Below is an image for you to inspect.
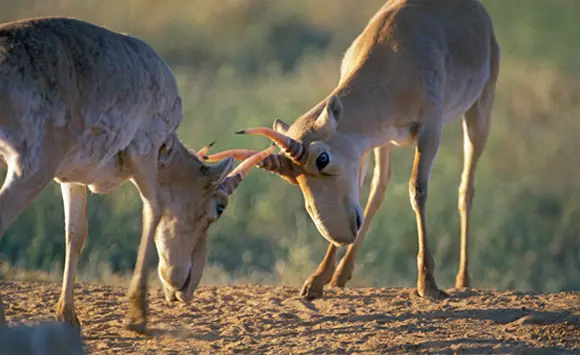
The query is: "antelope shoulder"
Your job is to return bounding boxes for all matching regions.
[0,17,181,188]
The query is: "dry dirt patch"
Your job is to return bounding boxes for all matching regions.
[1,281,579,354]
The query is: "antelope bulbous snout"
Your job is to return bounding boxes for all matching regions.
[158,264,193,303]
[307,203,363,246]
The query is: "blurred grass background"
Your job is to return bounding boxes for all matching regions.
[0,0,579,292]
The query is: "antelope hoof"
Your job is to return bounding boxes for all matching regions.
[126,317,147,334]
[300,283,324,300]
[415,275,449,300]
[300,277,326,301]
[55,301,81,328]
[125,309,147,334]
[414,285,449,300]
[455,273,471,289]
[125,292,148,334]
[329,268,352,288]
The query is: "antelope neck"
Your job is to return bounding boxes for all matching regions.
[331,85,399,153]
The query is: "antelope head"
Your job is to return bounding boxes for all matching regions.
[205,95,364,246]
[155,137,274,303]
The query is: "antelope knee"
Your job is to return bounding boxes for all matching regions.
[409,179,427,210]
[66,237,86,254]
[457,186,475,211]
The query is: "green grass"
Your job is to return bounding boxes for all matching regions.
[0,0,579,292]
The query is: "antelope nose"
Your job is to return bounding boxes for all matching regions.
[350,207,363,237]
[355,210,363,232]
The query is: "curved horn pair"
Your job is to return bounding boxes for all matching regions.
[217,145,276,195]
[203,148,257,163]
[235,127,307,164]
[204,148,286,171]
[203,148,298,185]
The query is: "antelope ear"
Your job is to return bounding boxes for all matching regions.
[273,119,290,134]
[206,156,234,186]
[158,135,177,169]
[327,95,342,123]
[316,95,342,133]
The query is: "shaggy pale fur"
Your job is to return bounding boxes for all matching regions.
[0,17,269,333]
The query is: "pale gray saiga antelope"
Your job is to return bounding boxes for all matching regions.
[206,0,500,299]
[0,17,273,333]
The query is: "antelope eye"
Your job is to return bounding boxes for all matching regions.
[315,152,330,170]
[216,202,226,217]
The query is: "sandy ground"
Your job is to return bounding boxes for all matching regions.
[1,281,579,354]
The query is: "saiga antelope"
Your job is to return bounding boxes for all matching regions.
[207,0,500,299]
[0,17,272,333]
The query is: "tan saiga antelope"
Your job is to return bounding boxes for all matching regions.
[0,17,273,333]
[206,0,500,299]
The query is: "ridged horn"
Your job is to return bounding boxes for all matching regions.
[218,145,276,195]
[235,127,306,163]
[203,149,257,163]
[196,140,216,160]
[203,148,291,173]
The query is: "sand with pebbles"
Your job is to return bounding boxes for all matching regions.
[1,281,579,354]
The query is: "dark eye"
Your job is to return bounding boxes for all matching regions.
[315,152,330,170]
[216,202,226,217]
